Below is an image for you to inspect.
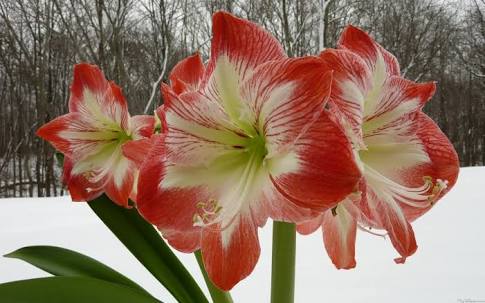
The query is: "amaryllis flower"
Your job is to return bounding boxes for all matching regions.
[37,64,154,207]
[131,12,361,290]
[298,26,459,269]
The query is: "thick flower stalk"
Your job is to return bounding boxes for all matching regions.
[128,12,361,290]
[298,26,459,268]
[37,64,155,206]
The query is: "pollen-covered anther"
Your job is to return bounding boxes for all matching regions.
[83,171,96,179]
[192,199,222,227]
[427,178,449,205]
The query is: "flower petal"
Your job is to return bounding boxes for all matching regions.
[203,11,286,85]
[130,115,155,139]
[258,187,318,225]
[155,104,168,134]
[201,215,260,291]
[319,49,372,139]
[103,155,136,207]
[62,157,104,202]
[239,57,333,155]
[360,78,437,179]
[400,113,459,221]
[36,113,121,161]
[169,53,205,95]
[269,109,362,212]
[37,113,84,157]
[122,137,156,168]
[136,134,204,251]
[361,172,418,263]
[162,230,201,253]
[69,64,129,130]
[338,25,400,78]
[321,201,358,269]
[163,89,246,166]
[363,77,435,131]
[296,215,324,235]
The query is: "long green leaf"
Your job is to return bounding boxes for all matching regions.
[0,277,160,303]
[4,245,150,296]
[88,195,208,303]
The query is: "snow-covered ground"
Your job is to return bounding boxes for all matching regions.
[1,167,484,303]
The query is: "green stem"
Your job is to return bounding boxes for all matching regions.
[271,221,296,303]
[194,250,233,303]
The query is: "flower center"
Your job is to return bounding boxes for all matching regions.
[243,131,268,163]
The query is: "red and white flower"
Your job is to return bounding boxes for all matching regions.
[37,64,154,207]
[298,25,459,268]
[133,12,361,290]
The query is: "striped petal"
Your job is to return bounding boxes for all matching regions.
[62,157,104,202]
[203,11,286,86]
[269,109,362,212]
[236,57,361,212]
[360,169,419,263]
[400,113,459,221]
[169,52,205,95]
[163,87,246,167]
[321,200,358,269]
[69,64,129,131]
[338,25,400,79]
[135,134,204,251]
[201,215,260,291]
[122,137,156,168]
[361,78,437,180]
[319,49,372,140]
[129,115,155,139]
[103,155,136,207]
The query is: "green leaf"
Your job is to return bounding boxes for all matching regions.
[0,277,160,303]
[88,195,208,303]
[4,245,150,297]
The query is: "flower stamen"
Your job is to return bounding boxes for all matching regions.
[193,199,223,227]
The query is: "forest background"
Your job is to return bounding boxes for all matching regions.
[0,0,483,197]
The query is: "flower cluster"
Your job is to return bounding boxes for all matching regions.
[37,12,459,291]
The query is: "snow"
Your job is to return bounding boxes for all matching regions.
[1,166,484,303]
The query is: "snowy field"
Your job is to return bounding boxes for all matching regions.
[1,167,484,303]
